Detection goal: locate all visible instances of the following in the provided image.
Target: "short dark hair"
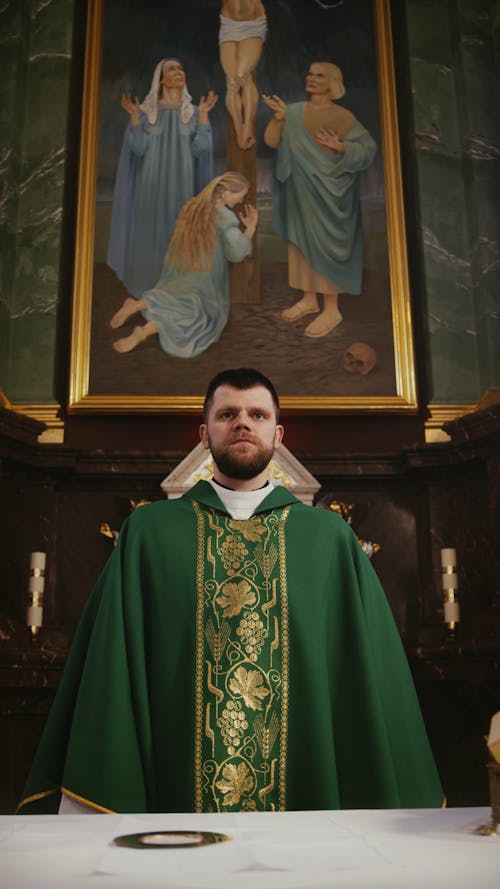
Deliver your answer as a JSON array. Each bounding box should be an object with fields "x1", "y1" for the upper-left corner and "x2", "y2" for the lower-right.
[{"x1": 203, "y1": 368, "x2": 280, "y2": 421}]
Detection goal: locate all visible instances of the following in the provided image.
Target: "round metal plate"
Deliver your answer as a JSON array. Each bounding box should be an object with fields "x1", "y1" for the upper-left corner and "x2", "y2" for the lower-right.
[{"x1": 113, "y1": 830, "x2": 231, "y2": 849}]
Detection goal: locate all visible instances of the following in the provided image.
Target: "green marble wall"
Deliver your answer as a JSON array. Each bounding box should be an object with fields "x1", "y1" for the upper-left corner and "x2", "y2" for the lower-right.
[
  {"x1": 405, "y1": 0, "x2": 500, "y2": 402},
  {"x1": 0, "y1": 0, "x2": 74, "y2": 403}
]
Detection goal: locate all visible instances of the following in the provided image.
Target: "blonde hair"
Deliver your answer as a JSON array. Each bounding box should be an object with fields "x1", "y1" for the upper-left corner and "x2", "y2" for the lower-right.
[
  {"x1": 166, "y1": 171, "x2": 249, "y2": 272},
  {"x1": 315, "y1": 61, "x2": 346, "y2": 100}
]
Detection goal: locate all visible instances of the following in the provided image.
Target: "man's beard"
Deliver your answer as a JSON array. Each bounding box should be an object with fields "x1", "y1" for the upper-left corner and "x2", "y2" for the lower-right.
[{"x1": 209, "y1": 438, "x2": 274, "y2": 481}]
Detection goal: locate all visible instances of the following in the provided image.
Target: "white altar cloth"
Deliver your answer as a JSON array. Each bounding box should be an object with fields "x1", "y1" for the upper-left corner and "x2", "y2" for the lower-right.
[{"x1": 1, "y1": 807, "x2": 498, "y2": 888}]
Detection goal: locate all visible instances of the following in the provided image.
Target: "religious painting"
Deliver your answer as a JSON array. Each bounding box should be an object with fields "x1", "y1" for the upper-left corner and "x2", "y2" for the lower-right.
[{"x1": 69, "y1": 0, "x2": 417, "y2": 413}]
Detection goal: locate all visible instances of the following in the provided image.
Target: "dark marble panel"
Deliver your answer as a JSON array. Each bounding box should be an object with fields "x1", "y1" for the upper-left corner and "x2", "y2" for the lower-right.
[
  {"x1": 316, "y1": 481, "x2": 422, "y2": 645},
  {"x1": 7, "y1": 315, "x2": 58, "y2": 402},
  {"x1": 478, "y1": 316, "x2": 500, "y2": 388},
  {"x1": 0, "y1": 708, "x2": 55, "y2": 814},
  {"x1": 406, "y1": 0, "x2": 452, "y2": 64},
  {"x1": 404, "y1": 0, "x2": 500, "y2": 403},
  {"x1": 0, "y1": 0, "x2": 25, "y2": 346},
  {"x1": 55, "y1": 484, "x2": 163, "y2": 628},
  {"x1": 417, "y1": 154, "x2": 470, "y2": 259},
  {"x1": 493, "y1": 0, "x2": 500, "y2": 73},
  {"x1": 428, "y1": 328, "x2": 481, "y2": 402},
  {"x1": 1, "y1": 0, "x2": 75, "y2": 402},
  {"x1": 415, "y1": 670, "x2": 499, "y2": 806},
  {"x1": 0, "y1": 305, "x2": 10, "y2": 389}
]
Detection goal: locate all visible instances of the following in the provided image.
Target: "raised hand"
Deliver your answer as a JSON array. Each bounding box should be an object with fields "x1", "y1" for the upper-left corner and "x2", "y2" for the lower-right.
[
  {"x1": 120, "y1": 92, "x2": 140, "y2": 125},
  {"x1": 198, "y1": 90, "x2": 219, "y2": 123},
  {"x1": 262, "y1": 94, "x2": 287, "y2": 121}
]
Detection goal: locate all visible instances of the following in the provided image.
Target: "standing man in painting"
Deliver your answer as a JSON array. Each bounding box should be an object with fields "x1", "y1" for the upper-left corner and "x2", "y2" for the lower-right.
[
  {"x1": 19, "y1": 368, "x2": 443, "y2": 815},
  {"x1": 263, "y1": 62, "x2": 376, "y2": 338},
  {"x1": 107, "y1": 59, "x2": 218, "y2": 298}
]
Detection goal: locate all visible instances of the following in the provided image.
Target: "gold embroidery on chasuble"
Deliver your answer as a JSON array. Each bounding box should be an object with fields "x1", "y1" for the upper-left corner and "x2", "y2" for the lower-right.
[{"x1": 193, "y1": 501, "x2": 290, "y2": 812}]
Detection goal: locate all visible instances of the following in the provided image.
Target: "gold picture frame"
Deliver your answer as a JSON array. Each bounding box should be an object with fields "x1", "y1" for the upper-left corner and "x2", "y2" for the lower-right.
[{"x1": 68, "y1": 0, "x2": 417, "y2": 414}]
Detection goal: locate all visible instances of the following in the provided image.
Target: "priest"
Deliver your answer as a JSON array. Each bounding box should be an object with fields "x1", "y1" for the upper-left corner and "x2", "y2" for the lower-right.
[{"x1": 19, "y1": 368, "x2": 444, "y2": 814}]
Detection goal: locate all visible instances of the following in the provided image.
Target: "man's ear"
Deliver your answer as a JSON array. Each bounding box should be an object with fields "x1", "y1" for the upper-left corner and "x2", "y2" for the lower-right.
[
  {"x1": 199, "y1": 424, "x2": 209, "y2": 449},
  {"x1": 274, "y1": 424, "x2": 284, "y2": 448}
]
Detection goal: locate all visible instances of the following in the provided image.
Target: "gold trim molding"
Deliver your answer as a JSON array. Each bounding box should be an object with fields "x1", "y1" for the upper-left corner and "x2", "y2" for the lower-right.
[
  {"x1": 424, "y1": 403, "x2": 477, "y2": 443},
  {"x1": 12, "y1": 403, "x2": 65, "y2": 443}
]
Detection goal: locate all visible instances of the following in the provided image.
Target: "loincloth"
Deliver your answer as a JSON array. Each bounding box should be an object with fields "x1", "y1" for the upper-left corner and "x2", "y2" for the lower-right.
[{"x1": 218, "y1": 14, "x2": 267, "y2": 44}]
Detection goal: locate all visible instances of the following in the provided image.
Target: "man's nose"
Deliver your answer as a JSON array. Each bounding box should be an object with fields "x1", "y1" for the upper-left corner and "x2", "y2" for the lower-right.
[{"x1": 234, "y1": 412, "x2": 252, "y2": 429}]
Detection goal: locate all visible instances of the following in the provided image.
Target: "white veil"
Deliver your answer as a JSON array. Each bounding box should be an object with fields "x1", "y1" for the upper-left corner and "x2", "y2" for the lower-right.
[{"x1": 140, "y1": 59, "x2": 195, "y2": 125}]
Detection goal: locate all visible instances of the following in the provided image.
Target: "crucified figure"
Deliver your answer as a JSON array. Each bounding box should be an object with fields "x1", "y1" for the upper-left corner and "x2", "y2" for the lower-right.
[{"x1": 219, "y1": 0, "x2": 267, "y2": 150}]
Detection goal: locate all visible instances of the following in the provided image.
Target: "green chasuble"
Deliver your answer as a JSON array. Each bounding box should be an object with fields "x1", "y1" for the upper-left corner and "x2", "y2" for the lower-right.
[{"x1": 18, "y1": 481, "x2": 443, "y2": 814}]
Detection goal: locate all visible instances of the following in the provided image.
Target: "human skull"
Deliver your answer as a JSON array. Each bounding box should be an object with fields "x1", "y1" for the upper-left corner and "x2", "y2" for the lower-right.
[{"x1": 343, "y1": 342, "x2": 376, "y2": 375}]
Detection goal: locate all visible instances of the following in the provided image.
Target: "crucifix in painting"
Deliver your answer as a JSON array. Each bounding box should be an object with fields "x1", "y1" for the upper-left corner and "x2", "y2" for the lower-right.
[{"x1": 219, "y1": 0, "x2": 267, "y2": 304}]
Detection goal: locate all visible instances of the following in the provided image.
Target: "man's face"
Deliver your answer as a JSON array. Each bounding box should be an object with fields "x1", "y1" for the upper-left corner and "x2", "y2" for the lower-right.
[
  {"x1": 199, "y1": 385, "x2": 284, "y2": 482},
  {"x1": 162, "y1": 60, "x2": 186, "y2": 90},
  {"x1": 305, "y1": 63, "x2": 332, "y2": 97}
]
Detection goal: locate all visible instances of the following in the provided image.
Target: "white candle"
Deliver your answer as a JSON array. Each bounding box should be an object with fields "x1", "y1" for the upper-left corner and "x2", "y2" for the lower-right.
[
  {"x1": 28, "y1": 552, "x2": 46, "y2": 634},
  {"x1": 441, "y1": 572, "x2": 458, "y2": 591},
  {"x1": 30, "y1": 552, "x2": 46, "y2": 571},
  {"x1": 29, "y1": 574, "x2": 45, "y2": 593},
  {"x1": 440, "y1": 548, "x2": 456, "y2": 568},
  {"x1": 26, "y1": 605, "x2": 43, "y2": 627},
  {"x1": 444, "y1": 601, "x2": 460, "y2": 623}
]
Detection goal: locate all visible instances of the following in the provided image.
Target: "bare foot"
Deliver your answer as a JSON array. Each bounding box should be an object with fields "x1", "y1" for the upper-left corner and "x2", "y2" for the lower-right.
[
  {"x1": 110, "y1": 297, "x2": 140, "y2": 329},
  {"x1": 281, "y1": 295, "x2": 320, "y2": 322},
  {"x1": 239, "y1": 123, "x2": 256, "y2": 150},
  {"x1": 113, "y1": 325, "x2": 148, "y2": 353},
  {"x1": 240, "y1": 134, "x2": 256, "y2": 150},
  {"x1": 304, "y1": 309, "x2": 343, "y2": 338}
]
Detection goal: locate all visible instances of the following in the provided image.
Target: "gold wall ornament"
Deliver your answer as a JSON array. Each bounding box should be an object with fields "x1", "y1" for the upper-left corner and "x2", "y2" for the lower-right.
[
  {"x1": 324, "y1": 500, "x2": 380, "y2": 560},
  {"x1": 100, "y1": 499, "x2": 152, "y2": 545},
  {"x1": 130, "y1": 499, "x2": 151, "y2": 510},
  {"x1": 99, "y1": 522, "x2": 118, "y2": 544}
]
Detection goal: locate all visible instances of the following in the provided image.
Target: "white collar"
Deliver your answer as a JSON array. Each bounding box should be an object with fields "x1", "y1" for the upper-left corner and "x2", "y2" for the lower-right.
[{"x1": 209, "y1": 479, "x2": 274, "y2": 520}]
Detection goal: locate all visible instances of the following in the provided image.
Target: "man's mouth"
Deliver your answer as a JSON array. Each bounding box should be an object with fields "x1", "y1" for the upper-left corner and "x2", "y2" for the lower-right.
[{"x1": 230, "y1": 438, "x2": 255, "y2": 445}]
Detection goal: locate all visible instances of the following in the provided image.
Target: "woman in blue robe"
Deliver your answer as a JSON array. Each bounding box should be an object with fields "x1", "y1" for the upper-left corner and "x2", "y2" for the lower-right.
[
  {"x1": 107, "y1": 59, "x2": 217, "y2": 298},
  {"x1": 110, "y1": 172, "x2": 257, "y2": 357}
]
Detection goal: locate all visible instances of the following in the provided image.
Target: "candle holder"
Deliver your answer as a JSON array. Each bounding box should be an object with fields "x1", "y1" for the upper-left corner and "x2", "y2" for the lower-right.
[
  {"x1": 27, "y1": 552, "x2": 46, "y2": 641},
  {"x1": 441, "y1": 548, "x2": 460, "y2": 635}
]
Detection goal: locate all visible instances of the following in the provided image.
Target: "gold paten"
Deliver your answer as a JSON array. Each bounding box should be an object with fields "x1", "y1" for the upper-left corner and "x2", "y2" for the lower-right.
[{"x1": 114, "y1": 830, "x2": 230, "y2": 848}]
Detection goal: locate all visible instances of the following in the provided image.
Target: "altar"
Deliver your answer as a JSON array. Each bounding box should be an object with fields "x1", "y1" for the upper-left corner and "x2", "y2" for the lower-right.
[{"x1": 2, "y1": 807, "x2": 498, "y2": 888}]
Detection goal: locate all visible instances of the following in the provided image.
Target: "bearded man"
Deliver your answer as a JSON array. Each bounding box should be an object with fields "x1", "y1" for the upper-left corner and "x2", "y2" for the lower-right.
[{"x1": 19, "y1": 368, "x2": 443, "y2": 815}]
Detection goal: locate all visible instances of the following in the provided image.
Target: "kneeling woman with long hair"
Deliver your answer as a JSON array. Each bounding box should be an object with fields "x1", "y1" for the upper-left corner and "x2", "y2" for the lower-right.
[{"x1": 110, "y1": 171, "x2": 257, "y2": 357}]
